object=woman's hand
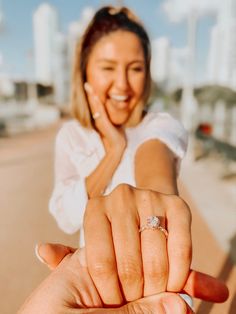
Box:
[83,184,192,306]
[84,82,126,153]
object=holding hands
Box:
[18,243,228,314]
[84,84,191,306]
[84,184,192,305]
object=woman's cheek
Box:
[90,74,111,98]
[131,75,145,96]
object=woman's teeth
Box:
[110,95,129,102]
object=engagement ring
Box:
[139,215,168,238]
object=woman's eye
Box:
[131,67,144,72]
[101,67,114,71]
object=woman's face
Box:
[86,30,146,126]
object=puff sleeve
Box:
[130,112,188,174]
[49,126,88,234]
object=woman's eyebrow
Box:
[97,59,116,64]
[97,59,145,64]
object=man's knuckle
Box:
[127,302,152,314]
[113,183,132,195]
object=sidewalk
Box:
[179,142,236,313]
[0,124,235,313]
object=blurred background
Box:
[0,0,235,313]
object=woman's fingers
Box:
[84,82,104,116]
[109,186,143,302]
[35,243,76,269]
[165,196,192,292]
[141,227,168,296]
[84,198,124,306]
[137,190,168,296]
[84,82,110,134]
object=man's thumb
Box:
[124,293,193,314]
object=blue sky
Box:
[0,0,216,81]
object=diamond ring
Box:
[92,112,101,120]
[139,216,168,238]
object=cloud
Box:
[162,0,222,22]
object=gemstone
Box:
[147,216,160,228]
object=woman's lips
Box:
[109,95,131,109]
[109,99,130,110]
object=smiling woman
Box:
[86,31,146,126]
[48,5,193,308]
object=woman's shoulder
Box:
[55,119,94,148]
[141,111,186,134]
[128,111,188,162]
[57,119,91,138]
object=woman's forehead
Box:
[89,30,145,61]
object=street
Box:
[0,123,235,314]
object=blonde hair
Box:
[70,6,151,129]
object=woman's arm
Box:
[84,83,127,198]
[85,145,125,198]
[134,137,191,293]
[135,139,178,194]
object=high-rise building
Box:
[151,37,170,84]
[53,33,69,106]
[0,0,4,32]
[68,7,94,70]
[207,0,236,88]
[33,3,59,85]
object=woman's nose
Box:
[114,69,130,91]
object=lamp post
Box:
[180,8,198,131]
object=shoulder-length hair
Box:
[70,6,151,128]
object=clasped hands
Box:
[84,184,192,305]
[19,184,229,313]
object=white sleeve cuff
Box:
[49,178,88,234]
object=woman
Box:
[49,6,191,306]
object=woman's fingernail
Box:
[35,243,47,265]
[84,82,93,93]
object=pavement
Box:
[0,122,235,314]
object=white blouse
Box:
[49,112,188,244]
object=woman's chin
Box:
[109,114,129,126]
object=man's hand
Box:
[19,245,196,314]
